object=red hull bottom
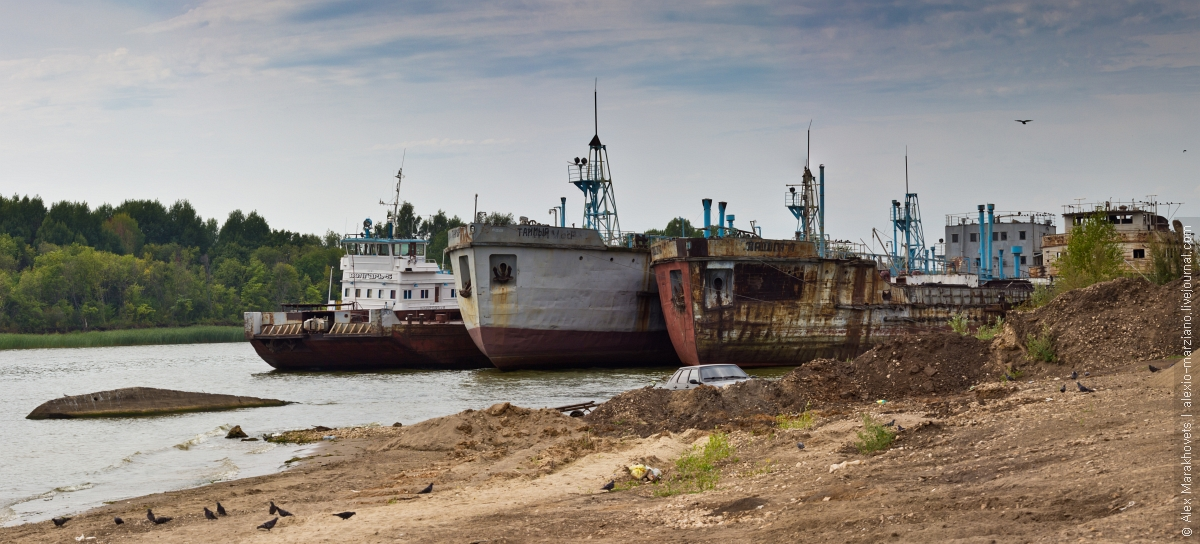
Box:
[468,326,681,371]
[251,323,493,371]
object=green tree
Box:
[645,217,700,237]
[1056,212,1124,290]
[102,213,145,255]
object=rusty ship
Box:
[444,92,678,370]
[244,168,491,371]
[649,154,1032,367]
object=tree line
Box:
[0,194,464,333]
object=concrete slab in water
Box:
[26,387,290,419]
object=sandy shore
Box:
[0,355,1180,544]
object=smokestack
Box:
[718,202,727,238]
[702,199,713,239]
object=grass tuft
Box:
[776,404,816,430]
[653,432,736,497]
[0,326,245,351]
[1025,327,1057,363]
[973,317,1004,341]
[947,313,970,335]
[854,413,896,454]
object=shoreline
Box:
[0,326,245,351]
[0,359,1178,542]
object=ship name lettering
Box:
[745,241,793,253]
[347,272,394,280]
[518,227,576,240]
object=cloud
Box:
[370,138,516,151]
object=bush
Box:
[1025,327,1057,363]
[776,405,815,430]
[654,432,736,496]
[974,317,1004,341]
[1056,212,1124,290]
[1023,283,1057,310]
[855,413,895,454]
[947,313,969,335]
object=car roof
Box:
[676,364,744,370]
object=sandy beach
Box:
[1,355,1178,544]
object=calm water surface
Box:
[0,342,794,526]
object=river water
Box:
[0,343,793,526]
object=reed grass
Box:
[0,326,245,351]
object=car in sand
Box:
[661,364,752,390]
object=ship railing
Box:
[567,161,607,183]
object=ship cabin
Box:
[338,236,458,311]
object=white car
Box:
[661,364,752,390]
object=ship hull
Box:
[245,309,492,371]
[651,237,1030,367]
[447,224,681,370]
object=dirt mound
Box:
[780,332,994,403]
[1006,277,1181,370]
[585,380,808,437]
[379,402,585,452]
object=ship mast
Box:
[382,150,406,239]
[569,82,621,245]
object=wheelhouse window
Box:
[390,290,397,299]
[449,289,456,298]
[345,243,358,255]
[344,287,350,297]
[367,289,373,298]
[355,289,361,297]
[403,290,413,300]
[420,289,430,299]
[415,244,425,256]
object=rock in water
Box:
[26,388,290,419]
[226,426,249,439]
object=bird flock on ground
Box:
[48,482,435,532]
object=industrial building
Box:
[1041,200,1180,275]
[943,208,1056,278]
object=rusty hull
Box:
[247,308,493,371]
[651,237,1030,367]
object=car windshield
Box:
[699,365,749,381]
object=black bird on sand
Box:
[1015,120,1033,124]
[114,517,124,525]
[147,509,172,524]
[1149,365,1161,373]
[601,480,615,491]
[896,425,905,432]
[1070,370,1077,380]
[417,483,433,494]
[1060,384,1067,393]
[796,442,805,450]
[216,501,227,516]
[204,507,218,520]
[277,506,293,517]
[269,501,278,515]
[1077,381,1095,393]
[333,512,356,520]
[257,517,279,531]
[51,516,70,527]
[883,419,895,427]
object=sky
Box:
[1,0,1198,249]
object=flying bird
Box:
[52,516,71,527]
[257,517,279,531]
[417,483,433,494]
[1015,120,1032,124]
[601,480,615,491]
[114,517,124,525]
[216,502,227,516]
[1149,364,1161,373]
[333,512,356,520]
[204,507,218,520]
[1077,381,1095,393]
